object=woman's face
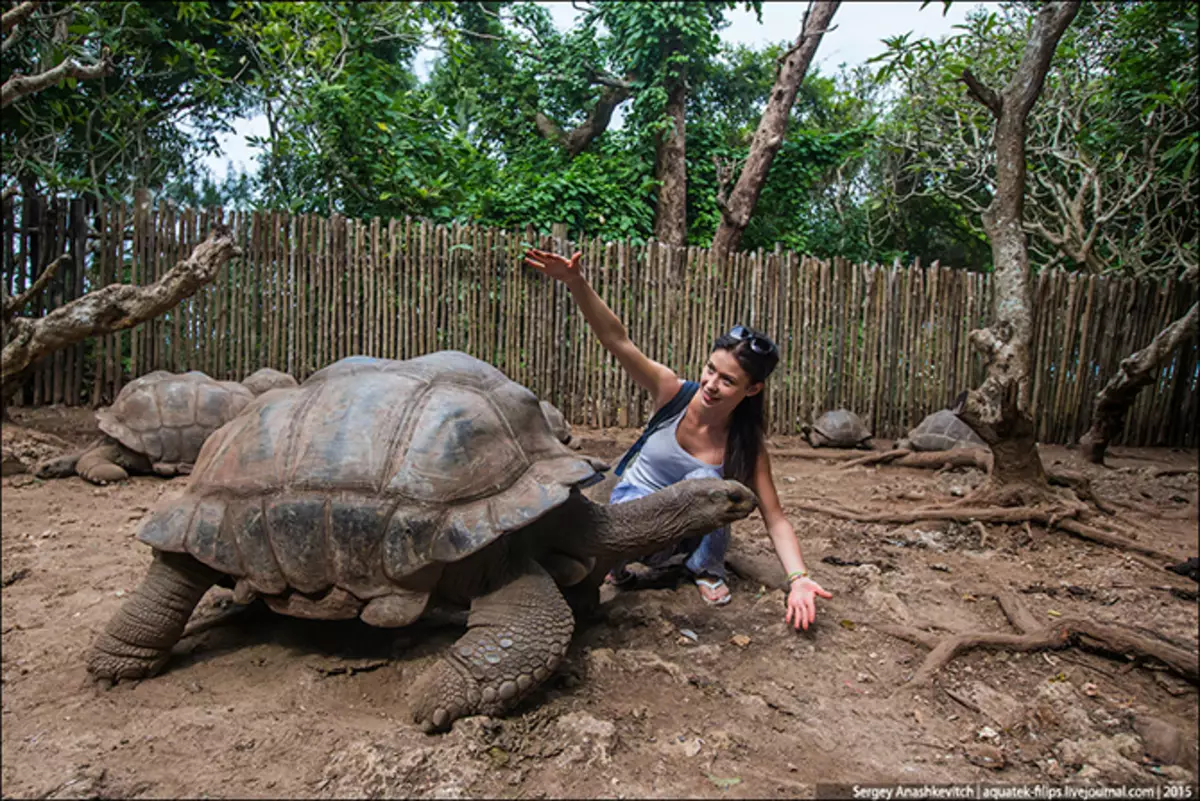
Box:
[698,348,763,414]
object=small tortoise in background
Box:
[241,367,299,396]
[87,351,757,733]
[801,409,874,449]
[896,409,987,452]
[34,371,256,484]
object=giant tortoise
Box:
[34,371,258,484]
[801,409,874,449]
[86,351,757,733]
[896,409,987,452]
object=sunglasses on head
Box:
[728,324,777,356]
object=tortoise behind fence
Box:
[86,351,758,733]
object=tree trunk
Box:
[1080,301,1198,464]
[653,69,687,247]
[710,0,840,258]
[955,1,1080,500]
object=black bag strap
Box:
[614,380,700,477]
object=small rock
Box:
[1,568,31,588]
[930,563,951,573]
[950,486,966,497]
[787,762,798,772]
[679,628,698,642]
[977,726,999,740]
[965,744,1006,770]
[730,634,751,648]
[1134,715,1189,766]
[682,738,702,758]
[856,672,872,684]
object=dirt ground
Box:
[2,406,1197,799]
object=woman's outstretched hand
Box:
[523,249,582,285]
[786,577,833,632]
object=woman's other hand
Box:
[524,249,582,285]
[785,577,832,631]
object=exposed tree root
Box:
[769,447,860,461]
[839,448,992,471]
[791,499,1178,564]
[877,590,1198,687]
[1150,467,1198,478]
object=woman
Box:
[523,248,831,630]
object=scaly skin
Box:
[409,562,573,733]
[76,439,150,484]
[87,551,218,681]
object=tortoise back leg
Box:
[87,551,219,681]
[409,561,574,733]
[32,448,87,478]
[76,440,149,484]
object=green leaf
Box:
[375,121,390,132]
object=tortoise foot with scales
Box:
[86,351,757,733]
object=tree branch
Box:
[1,0,41,35]
[711,0,841,256]
[1,49,113,108]
[961,68,1002,117]
[3,253,69,322]
[1,225,240,387]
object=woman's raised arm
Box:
[524,249,680,408]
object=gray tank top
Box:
[619,407,723,492]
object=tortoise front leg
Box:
[76,440,149,484]
[409,562,574,733]
[87,551,219,681]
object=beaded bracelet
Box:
[785,570,810,587]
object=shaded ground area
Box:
[2,407,1197,798]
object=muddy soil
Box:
[2,407,1197,798]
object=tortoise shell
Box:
[96,371,254,465]
[899,409,986,451]
[812,409,872,447]
[539,401,571,445]
[136,351,602,600]
[242,367,299,396]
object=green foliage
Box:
[462,137,656,240]
[869,1,1197,276]
[1,1,254,199]
[7,0,1191,280]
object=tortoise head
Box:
[578,478,758,559]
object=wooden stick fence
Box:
[3,193,1196,446]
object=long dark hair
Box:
[713,326,779,485]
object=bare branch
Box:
[1,225,241,387]
[1,0,41,35]
[1,49,113,108]
[3,254,69,322]
[961,68,1002,117]
[592,72,635,91]
[1080,302,1199,463]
